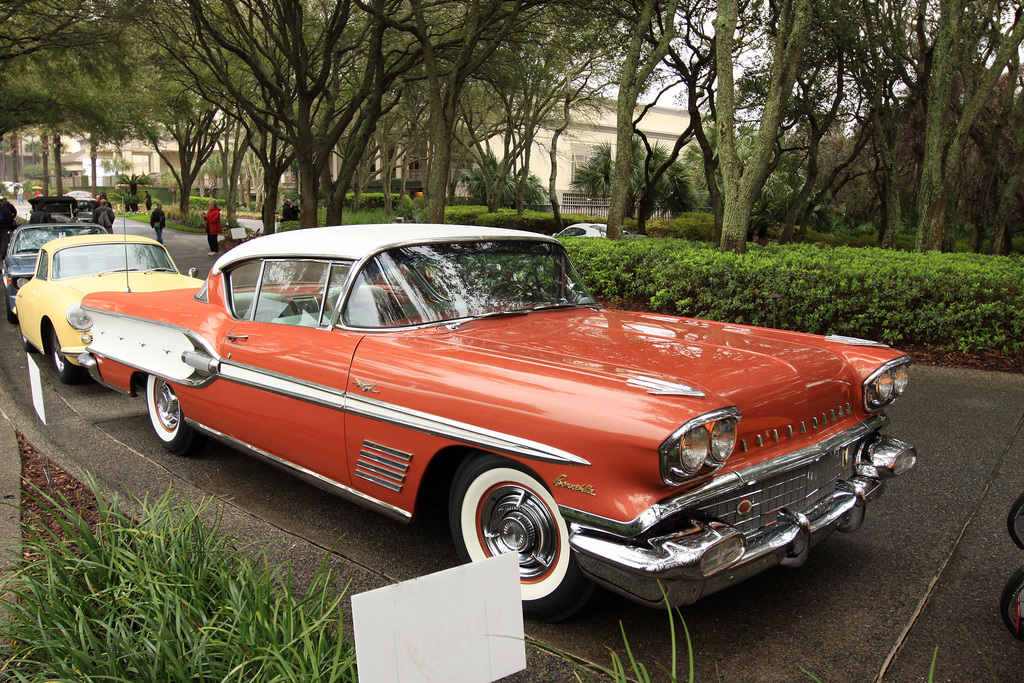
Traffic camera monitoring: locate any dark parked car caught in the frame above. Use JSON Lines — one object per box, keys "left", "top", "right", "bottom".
{"left": 28, "top": 196, "right": 80, "bottom": 223}
{"left": 75, "top": 198, "right": 99, "bottom": 222}
{"left": 2, "top": 223, "right": 108, "bottom": 323}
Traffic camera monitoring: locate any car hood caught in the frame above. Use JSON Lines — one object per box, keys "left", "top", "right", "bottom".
{"left": 437, "top": 308, "right": 862, "bottom": 431}
{"left": 57, "top": 272, "right": 204, "bottom": 296}
{"left": 4, "top": 253, "right": 40, "bottom": 277}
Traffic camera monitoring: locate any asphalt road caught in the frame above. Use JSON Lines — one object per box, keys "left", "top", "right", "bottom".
{"left": 1, "top": 219, "right": 1022, "bottom": 681}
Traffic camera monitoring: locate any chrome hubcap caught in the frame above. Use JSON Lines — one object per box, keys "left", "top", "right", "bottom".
{"left": 480, "top": 484, "right": 557, "bottom": 579}
{"left": 155, "top": 380, "right": 180, "bottom": 432}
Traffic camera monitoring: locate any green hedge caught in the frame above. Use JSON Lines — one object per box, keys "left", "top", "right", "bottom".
{"left": 562, "top": 238, "right": 1024, "bottom": 353}
{"left": 442, "top": 206, "right": 606, "bottom": 234}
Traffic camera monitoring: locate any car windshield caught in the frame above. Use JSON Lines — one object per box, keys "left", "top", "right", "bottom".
{"left": 11, "top": 226, "right": 107, "bottom": 254}
{"left": 342, "top": 240, "right": 596, "bottom": 328}
{"left": 51, "top": 243, "right": 176, "bottom": 279}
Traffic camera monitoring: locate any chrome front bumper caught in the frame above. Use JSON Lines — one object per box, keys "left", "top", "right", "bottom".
{"left": 566, "top": 432, "right": 916, "bottom": 608}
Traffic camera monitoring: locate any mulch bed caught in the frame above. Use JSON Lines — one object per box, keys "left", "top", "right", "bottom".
{"left": 18, "top": 432, "right": 99, "bottom": 552}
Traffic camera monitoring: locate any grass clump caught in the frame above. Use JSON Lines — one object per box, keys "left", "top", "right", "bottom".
{"left": 0, "top": 482, "right": 356, "bottom": 682}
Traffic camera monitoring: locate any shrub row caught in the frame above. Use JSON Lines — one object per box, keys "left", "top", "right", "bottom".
{"left": 165, "top": 206, "right": 238, "bottom": 233}
{"left": 562, "top": 238, "right": 1024, "bottom": 353}
{"left": 443, "top": 206, "right": 606, "bottom": 234}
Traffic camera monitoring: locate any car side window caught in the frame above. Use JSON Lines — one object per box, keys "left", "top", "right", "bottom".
{"left": 34, "top": 250, "right": 48, "bottom": 280}
{"left": 227, "top": 261, "right": 262, "bottom": 320}
{"left": 321, "top": 262, "right": 352, "bottom": 326}
{"left": 228, "top": 259, "right": 346, "bottom": 328}
{"left": 255, "top": 260, "right": 331, "bottom": 327}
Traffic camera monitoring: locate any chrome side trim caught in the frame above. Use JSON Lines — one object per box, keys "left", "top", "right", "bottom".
{"left": 216, "top": 359, "right": 348, "bottom": 411}
{"left": 561, "top": 416, "right": 885, "bottom": 538}
{"left": 825, "top": 334, "right": 890, "bottom": 347}
{"left": 627, "top": 376, "right": 705, "bottom": 397}
{"left": 346, "top": 393, "right": 591, "bottom": 466}
{"left": 184, "top": 418, "right": 413, "bottom": 522}
{"left": 84, "top": 347, "right": 217, "bottom": 389}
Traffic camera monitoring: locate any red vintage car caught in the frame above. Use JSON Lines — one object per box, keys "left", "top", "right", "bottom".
{"left": 78, "top": 224, "right": 916, "bottom": 621}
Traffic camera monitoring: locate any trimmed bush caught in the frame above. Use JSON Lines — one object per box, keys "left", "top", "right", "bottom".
{"left": 562, "top": 238, "right": 1024, "bottom": 353}
{"left": 442, "top": 206, "right": 607, "bottom": 234}
{"left": 648, "top": 213, "right": 716, "bottom": 241}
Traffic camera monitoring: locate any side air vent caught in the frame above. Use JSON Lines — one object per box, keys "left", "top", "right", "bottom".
{"left": 354, "top": 441, "right": 412, "bottom": 492}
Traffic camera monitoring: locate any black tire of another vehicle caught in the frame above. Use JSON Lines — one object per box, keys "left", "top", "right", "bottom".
{"left": 5, "top": 294, "right": 15, "bottom": 324}
{"left": 19, "top": 329, "right": 34, "bottom": 353}
{"left": 1001, "top": 566, "right": 1024, "bottom": 640}
{"left": 50, "top": 327, "right": 85, "bottom": 384}
{"left": 145, "top": 375, "right": 207, "bottom": 456}
{"left": 449, "top": 453, "right": 595, "bottom": 622}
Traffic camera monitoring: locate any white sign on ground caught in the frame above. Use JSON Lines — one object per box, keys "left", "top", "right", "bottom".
{"left": 351, "top": 552, "right": 526, "bottom": 682}
{"left": 27, "top": 354, "right": 45, "bottom": 424}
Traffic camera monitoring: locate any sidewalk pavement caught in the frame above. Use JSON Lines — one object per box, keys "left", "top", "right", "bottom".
{"left": 0, "top": 413, "right": 20, "bottom": 573}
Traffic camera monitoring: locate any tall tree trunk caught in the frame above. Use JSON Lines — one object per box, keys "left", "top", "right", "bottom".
{"left": 89, "top": 135, "right": 98, "bottom": 196}
{"left": 12, "top": 133, "right": 22, "bottom": 188}
{"left": 40, "top": 131, "right": 50, "bottom": 196}
{"left": 916, "top": 0, "right": 1024, "bottom": 251}
{"left": 716, "top": 0, "right": 813, "bottom": 253}
{"left": 52, "top": 132, "right": 64, "bottom": 196}
{"left": 608, "top": 0, "right": 679, "bottom": 240}
{"left": 548, "top": 97, "right": 570, "bottom": 228}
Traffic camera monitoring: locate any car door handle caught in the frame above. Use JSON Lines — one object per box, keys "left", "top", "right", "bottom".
{"left": 225, "top": 333, "right": 249, "bottom": 342}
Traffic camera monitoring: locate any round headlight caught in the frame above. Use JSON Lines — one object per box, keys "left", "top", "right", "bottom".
{"left": 710, "top": 419, "right": 737, "bottom": 463}
{"left": 679, "top": 424, "right": 710, "bottom": 473}
{"left": 66, "top": 304, "right": 93, "bottom": 331}
{"left": 15, "top": 277, "right": 29, "bottom": 289}
{"left": 892, "top": 366, "right": 909, "bottom": 395}
{"left": 875, "top": 372, "right": 894, "bottom": 402}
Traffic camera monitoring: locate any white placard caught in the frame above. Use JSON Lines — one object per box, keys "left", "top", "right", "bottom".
{"left": 27, "top": 353, "right": 45, "bottom": 424}
{"left": 230, "top": 227, "right": 247, "bottom": 240}
{"left": 352, "top": 552, "right": 526, "bottom": 682}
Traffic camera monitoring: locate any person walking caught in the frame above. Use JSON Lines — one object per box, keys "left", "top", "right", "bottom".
{"left": 204, "top": 200, "right": 222, "bottom": 255}
{"left": 150, "top": 202, "right": 166, "bottom": 244}
{"left": 145, "top": 191, "right": 152, "bottom": 212}
{"left": 94, "top": 200, "right": 115, "bottom": 231}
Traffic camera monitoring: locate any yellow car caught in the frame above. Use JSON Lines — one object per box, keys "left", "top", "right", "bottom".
{"left": 16, "top": 234, "right": 203, "bottom": 384}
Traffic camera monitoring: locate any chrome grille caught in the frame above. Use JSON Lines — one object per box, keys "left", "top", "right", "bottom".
{"left": 693, "top": 445, "right": 849, "bottom": 543}
{"left": 354, "top": 441, "right": 412, "bottom": 493}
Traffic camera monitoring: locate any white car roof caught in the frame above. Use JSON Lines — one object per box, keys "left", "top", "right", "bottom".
{"left": 211, "top": 223, "right": 555, "bottom": 275}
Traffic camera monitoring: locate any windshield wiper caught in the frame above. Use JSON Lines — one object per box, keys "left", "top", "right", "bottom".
{"left": 529, "top": 302, "right": 590, "bottom": 312}
{"left": 142, "top": 267, "right": 176, "bottom": 273}
{"left": 98, "top": 268, "right": 140, "bottom": 276}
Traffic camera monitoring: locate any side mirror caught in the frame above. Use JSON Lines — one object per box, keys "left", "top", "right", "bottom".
{"left": 188, "top": 268, "right": 198, "bottom": 278}
{"left": 1008, "top": 491, "right": 1024, "bottom": 550}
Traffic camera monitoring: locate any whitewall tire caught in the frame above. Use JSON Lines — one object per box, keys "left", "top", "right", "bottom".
{"left": 449, "top": 453, "right": 594, "bottom": 622}
{"left": 145, "top": 375, "right": 206, "bottom": 456}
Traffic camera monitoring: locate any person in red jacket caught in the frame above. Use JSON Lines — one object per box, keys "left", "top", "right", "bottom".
{"left": 204, "top": 200, "right": 222, "bottom": 255}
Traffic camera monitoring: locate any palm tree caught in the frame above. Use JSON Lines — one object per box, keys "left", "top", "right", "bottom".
{"left": 116, "top": 173, "right": 153, "bottom": 212}
{"left": 458, "top": 150, "right": 546, "bottom": 210}
{"left": 571, "top": 138, "right": 696, "bottom": 220}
